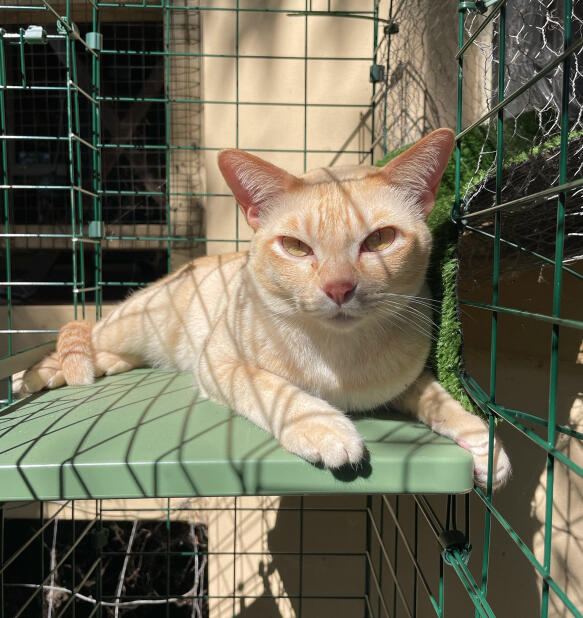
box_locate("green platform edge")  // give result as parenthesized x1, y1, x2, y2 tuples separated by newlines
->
(0, 369, 473, 500)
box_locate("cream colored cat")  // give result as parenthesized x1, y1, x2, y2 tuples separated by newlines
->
(16, 129, 511, 489)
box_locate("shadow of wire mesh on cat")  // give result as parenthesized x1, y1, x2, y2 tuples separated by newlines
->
(0, 1, 582, 617)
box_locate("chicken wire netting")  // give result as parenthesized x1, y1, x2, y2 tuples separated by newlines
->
(458, 0, 583, 276)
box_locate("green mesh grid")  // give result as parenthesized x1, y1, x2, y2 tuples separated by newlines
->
(454, 1, 583, 617)
(0, 1, 582, 617)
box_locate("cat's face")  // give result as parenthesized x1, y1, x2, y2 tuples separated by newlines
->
(218, 129, 454, 330)
(249, 171, 433, 328)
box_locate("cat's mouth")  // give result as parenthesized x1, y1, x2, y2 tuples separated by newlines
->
(326, 312, 360, 326)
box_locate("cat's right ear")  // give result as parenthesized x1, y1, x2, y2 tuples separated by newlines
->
(378, 128, 455, 218)
(218, 150, 302, 230)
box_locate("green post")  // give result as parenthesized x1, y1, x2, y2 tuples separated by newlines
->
(235, 0, 240, 250)
(453, 8, 464, 222)
(91, 6, 103, 321)
(70, 22, 87, 319)
(63, 0, 78, 319)
(164, 0, 172, 273)
(541, 0, 572, 615)
(0, 31, 13, 404)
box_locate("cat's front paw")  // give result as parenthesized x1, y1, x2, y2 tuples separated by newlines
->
(456, 431, 511, 490)
(279, 412, 365, 468)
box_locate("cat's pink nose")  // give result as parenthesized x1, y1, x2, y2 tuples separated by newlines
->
(323, 280, 356, 306)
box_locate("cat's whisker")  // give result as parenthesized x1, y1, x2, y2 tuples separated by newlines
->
(377, 305, 438, 341)
(375, 300, 435, 322)
(381, 293, 442, 307)
(375, 299, 438, 325)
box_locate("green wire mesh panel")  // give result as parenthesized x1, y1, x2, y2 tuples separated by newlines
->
(454, 0, 583, 616)
(1, 0, 582, 617)
(0, 495, 479, 617)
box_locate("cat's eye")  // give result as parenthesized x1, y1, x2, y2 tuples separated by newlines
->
(362, 227, 396, 252)
(281, 236, 313, 257)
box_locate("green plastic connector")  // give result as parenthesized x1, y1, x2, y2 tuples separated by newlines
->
(439, 530, 472, 566)
(459, 0, 499, 12)
(458, 1, 487, 13)
(56, 16, 79, 37)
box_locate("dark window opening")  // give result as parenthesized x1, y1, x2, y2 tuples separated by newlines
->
(3, 518, 209, 617)
(2, 20, 169, 303)
(1, 248, 167, 304)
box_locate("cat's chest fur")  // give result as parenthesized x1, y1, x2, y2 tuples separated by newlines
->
(253, 319, 429, 411)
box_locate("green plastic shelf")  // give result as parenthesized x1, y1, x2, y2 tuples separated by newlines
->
(0, 369, 474, 500)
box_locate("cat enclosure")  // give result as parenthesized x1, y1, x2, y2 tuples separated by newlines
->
(0, 1, 582, 617)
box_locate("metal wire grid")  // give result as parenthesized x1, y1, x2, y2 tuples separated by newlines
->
(0, 494, 480, 618)
(1, 7, 100, 401)
(100, 20, 168, 226)
(454, 1, 583, 616)
(1, 1, 581, 617)
(458, 0, 583, 268)
(0, 1, 385, 402)
(0, 500, 208, 617)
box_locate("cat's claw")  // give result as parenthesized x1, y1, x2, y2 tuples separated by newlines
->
(279, 413, 365, 468)
(457, 435, 511, 490)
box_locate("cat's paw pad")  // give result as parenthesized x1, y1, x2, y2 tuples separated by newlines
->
(457, 434, 511, 490)
(280, 413, 365, 468)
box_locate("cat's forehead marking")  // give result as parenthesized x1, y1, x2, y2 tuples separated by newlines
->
(308, 181, 367, 241)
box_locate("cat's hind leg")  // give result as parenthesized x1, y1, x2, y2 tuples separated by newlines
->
(396, 370, 511, 489)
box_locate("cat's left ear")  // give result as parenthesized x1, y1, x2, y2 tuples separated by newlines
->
(218, 149, 302, 230)
(379, 128, 455, 218)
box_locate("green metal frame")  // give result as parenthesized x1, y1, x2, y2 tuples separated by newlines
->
(0, 1, 582, 616)
(454, 1, 583, 617)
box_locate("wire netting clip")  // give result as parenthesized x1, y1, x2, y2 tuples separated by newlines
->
(438, 529, 472, 566)
(370, 64, 385, 83)
(384, 20, 399, 35)
(23, 25, 47, 45)
(91, 527, 109, 550)
(86, 32, 103, 51)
